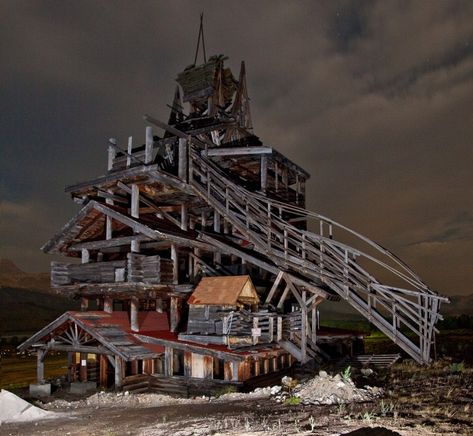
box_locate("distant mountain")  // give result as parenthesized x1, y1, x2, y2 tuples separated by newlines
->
(0, 287, 79, 335)
(0, 258, 51, 293)
(0, 258, 79, 336)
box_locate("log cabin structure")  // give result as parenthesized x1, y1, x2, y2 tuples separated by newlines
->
(19, 44, 449, 394)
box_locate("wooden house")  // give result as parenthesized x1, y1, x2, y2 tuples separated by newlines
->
(18, 42, 447, 396)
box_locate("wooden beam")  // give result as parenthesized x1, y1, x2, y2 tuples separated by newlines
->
(145, 126, 153, 164)
(204, 146, 272, 157)
(71, 235, 151, 251)
(261, 155, 268, 192)
(178, 138, 187, 181)
(265, 270, 285, 304)
(131, 184, 140, 218)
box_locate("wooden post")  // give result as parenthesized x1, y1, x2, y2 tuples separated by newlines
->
(311, 305, 317, 343)
(180, 204, 188, 231)
(80, 353, 88, 382)
(224, 361, 233, 381)
(252, 317, 259, 345)
(213, 211, 221, 264)
(170, 296, 179, 332)
(67, 352, 73, 382)
(269, 316, 274, 342)
(130, 296, 139, 332)
(263, 358, 270, 374)
(254, 359, 261, 376)
(127, 136, 133, 167)
(260, 155, 267, 193)
(80, 297, 89, 312)
(114, 356, 123, 390)
(106, 215, 113, 240)
(178, 138, 187, 181)
(81, 248, 90, 264)
(37, 349, 45, 384)
(108, 138, 117, 171)
(171, 244, 178, 284)
(301, 290, 307, 363)
(164, 347, 173, 376)
(104, 296, 113, 313)
(277, 316, 283, 341)
(145, 126, 153, 164)
(99, 355, 108, 387)
(131, 184, 140, 218)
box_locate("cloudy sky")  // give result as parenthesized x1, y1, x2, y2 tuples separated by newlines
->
(1, 1, 472, 296)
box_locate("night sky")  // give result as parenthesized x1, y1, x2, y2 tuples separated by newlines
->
(1, 1, 472, 296)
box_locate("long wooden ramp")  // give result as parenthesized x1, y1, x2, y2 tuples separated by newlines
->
(186, 148, 448, 364)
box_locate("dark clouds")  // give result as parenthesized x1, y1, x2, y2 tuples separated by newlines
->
(1, 1, 472, 295)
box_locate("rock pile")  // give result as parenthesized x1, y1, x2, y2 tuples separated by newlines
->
(273, 371, 383, 405)
(0, 389, 55, 424)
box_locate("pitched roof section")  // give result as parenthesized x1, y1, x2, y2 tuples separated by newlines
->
(18, 311, 168, 360)
(188, 275, 259, 306)
(41, 200, 208, 255)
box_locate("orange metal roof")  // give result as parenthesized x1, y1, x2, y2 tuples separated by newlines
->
(187, 275, 259, 306)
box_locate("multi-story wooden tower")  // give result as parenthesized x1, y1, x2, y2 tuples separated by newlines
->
(20, 49, 448, 395)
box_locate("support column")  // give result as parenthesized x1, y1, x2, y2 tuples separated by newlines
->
(37, 349, 45, 384)
(81, 248, 90, 264)
(213, 212, 221, 264)
(108, 138, 117, 171)
(178, 138, 187, 181)
(99, 355, 108, 387)
(164, 347, 173, 376)
(80, 353, 88, 382)
(260, 155, 267, 193)
(131, 184, 140, 218)
(170, 296, 179, 332)
(180, 204, 188, 231)
(130, 296, 139, 332)
(104, 296, 113, 313)
(80, 297, 89, 312)
(301, 290, 307, 363)
(114, 356, 123, 390)
(126, 136, 133, 167)
(171, 244, 178, 284)
(145, 126, 153, 164)
(155, 298, 163, 313)
(311, 306, 317, 344)
(67, 352, 73, 382)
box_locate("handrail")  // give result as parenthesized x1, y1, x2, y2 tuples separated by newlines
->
(186, 145, 446, 364)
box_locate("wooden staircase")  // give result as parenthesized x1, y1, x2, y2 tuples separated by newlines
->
(185, 147, 447, 364)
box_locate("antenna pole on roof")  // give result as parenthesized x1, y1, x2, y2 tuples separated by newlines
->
(193, 12, 207, 65)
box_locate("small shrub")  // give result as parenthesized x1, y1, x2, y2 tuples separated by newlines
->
(448, 362, 465, 374)
(214, 385, 237, 397)
(285, 395, 302, 406)
(341, 365, 351, 381)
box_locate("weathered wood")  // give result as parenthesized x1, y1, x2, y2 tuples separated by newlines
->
(145, 126, 153, 164)
(204, 146, 272, 157)
(130, 296, 139, 332)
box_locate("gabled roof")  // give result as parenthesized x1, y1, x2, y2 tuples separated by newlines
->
(18, 311, 168, 360)
(42, 200, 208, 255)
(188, 275, 259, 306)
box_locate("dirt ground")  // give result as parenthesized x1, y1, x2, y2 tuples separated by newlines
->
(1, 360, 472, 436)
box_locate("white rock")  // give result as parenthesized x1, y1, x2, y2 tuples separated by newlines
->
(318, 370, 328, 378)
(270, 385, 282, 395)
